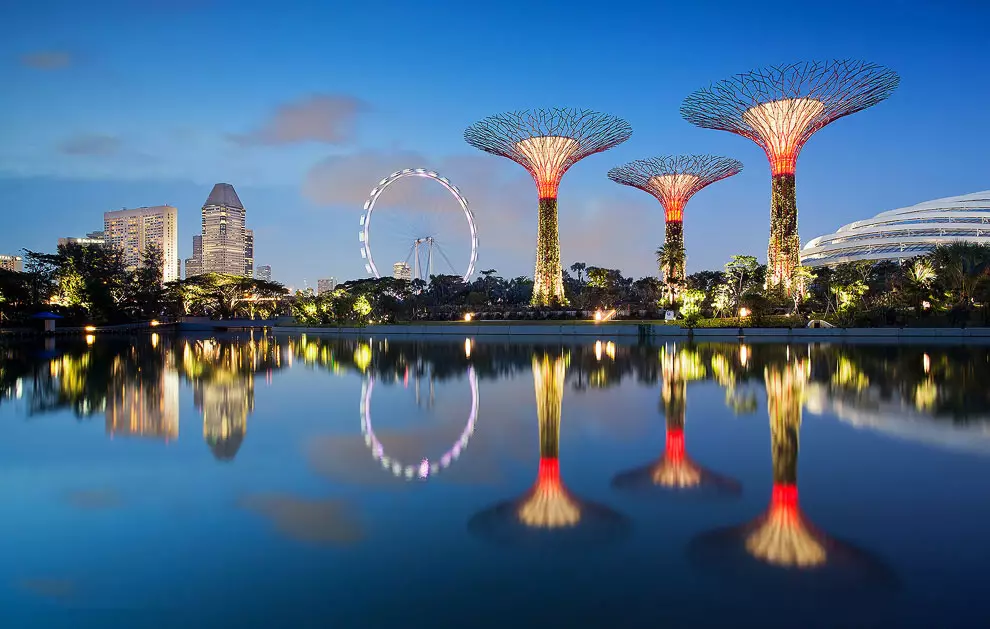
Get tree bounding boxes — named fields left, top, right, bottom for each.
left=569, top=262, right=587, bottom=283
left=130, top=244, right=165, bottom=319
left=176, top=273, right=287, bottom=319
left=930, top=242, right=990, bottom=309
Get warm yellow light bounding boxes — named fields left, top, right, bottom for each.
left=742, top=97, right=825, bottom=174
left=594, top=310, right=603, bottom=322
left=739, top=344, right=750, bottom=367
left=923, top=353, right=931, bottom=374
left=648, top=173, right=700, bottom=201
left=150, top=320, right=160, bottom=327
left=464, top=338, right=472, bottom=358
left=85, top=334, right=95, bottom=345
left=84, top=325, right=97, bottom=332
left=514, top=136, right=580, bottom=196
left=464, top=313, right=473, bottom=322
left=605, top=341, right=616, bottom=360
left=151, top=333, right=159, bottom=349
left=594, top=340, right=603, bottom=361
left=739, top=307, right=750, bottom=318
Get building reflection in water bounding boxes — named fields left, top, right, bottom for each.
left=106, top=354, right=179, bottom=441
left=613, top=344, right=740, bottom=495
left=689, top=349, right=896, bottom=590
left=179, top=335, right=284, bottom=461
left=468, top=350, right=630, bottom=546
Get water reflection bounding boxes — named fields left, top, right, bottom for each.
left=613, top=344, right=741, bottom=495
left=468, top=350, right=631, bottom=546
left=689, top=348, right=897, bottom=590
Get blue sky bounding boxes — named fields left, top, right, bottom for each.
left=1, top=0, right=988, bottom=288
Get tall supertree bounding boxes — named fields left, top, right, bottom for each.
left=468, top=351, right=630, bottom=546
left=465, top=109, right=632, bottom=306
left=689, top=349, right=897, bottom=591
left=681, top=61, right=899, bottom=294
left=608, top=155, right=742, bottom=299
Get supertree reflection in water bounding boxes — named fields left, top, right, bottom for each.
left=468, top=351, right=630, bottom=547
left=613, top=344, right=740, bottom=495
left=689, top=352, right=897, bottom=591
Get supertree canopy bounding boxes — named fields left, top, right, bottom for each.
left=468, top=351, right=630, bottom=546
left=613, top=345, right=740, bottom=495
left=608, top=155, right=742, bottom=291
left=681, top=61, right=899, bottom=294
left=465, top=109, right=632, bottom=306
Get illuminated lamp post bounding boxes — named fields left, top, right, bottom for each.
left=465, top=109, right=632, bottom=306
left=681, top=61, right=899, bottom=294
left=468, top=351, right=630, bottom=546
left=608, top=155, right=742, bottom=302
left=689, top=352, right=896, bottom=590
left=613, top=344, right=740, bottom=495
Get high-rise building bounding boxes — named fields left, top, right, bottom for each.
left=0, top=255, right=23, bottom=272
left=58, top=234, right=106, bottom=248
left=185, top=235, right=203, bottom=279
left=201, top=183, right=246, bottom=276
left=256, top=265, right=272, bottom=282
left=393, top=262, right=412, bottom=281
left=244, top=228, right=254, bottom=277
left=103, top=205, right=178, bottom=283
left=317, top=278, right=337, bottom=295
left=195, top=374, right=253, bottom=461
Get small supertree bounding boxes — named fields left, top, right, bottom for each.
left=613, top=344, right=740, bottom=494
left=609, top=155, right=742, bottom=300
left=681, top=61, right=899, bottom=294
left=468, top=351, right=629, bottom=546
left=465, top=109, right=632, bottom=306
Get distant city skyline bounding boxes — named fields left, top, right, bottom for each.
left=1, top=2, right=988, bottom=287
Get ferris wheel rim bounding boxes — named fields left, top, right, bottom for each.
left=359, top=366, right=480, bottom=481
left=359, top=168, right=478, bottom=282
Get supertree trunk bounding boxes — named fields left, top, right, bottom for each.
left=532, top=197, right=566, bottom=307
left=664, top=219, right=686, bottom=285
left=535, top=352, right=565, bottom=459
left=767, top=173, right=800, bottom=293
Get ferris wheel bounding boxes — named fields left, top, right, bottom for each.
left=360, top=366, right=480, bottom=481
left=359, top=168, right=478, bottom=282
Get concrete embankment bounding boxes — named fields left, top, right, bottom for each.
left=174, top=318, right=990, bottom=342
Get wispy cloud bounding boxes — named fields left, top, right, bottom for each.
left=58, top=133, right=122, bottom=156
left=239, top=494, right=363, bottom=546
left=20, top=51, right=72, bottom=70
left=230, top=94, right=367, bottom=146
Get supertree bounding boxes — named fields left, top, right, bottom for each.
left=468, top=351, right=630, bottom=546
left=608, top=155, right=742, bottom=299
left=613, top=344, right=740, bottom=495
left=681, top=61, right=899, bottom=294
left=689, top=349, right=897, bottom=591
left=465, top=109, right=632, bottom=306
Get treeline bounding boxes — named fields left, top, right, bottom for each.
left=0, top=242, right=288, bottom=325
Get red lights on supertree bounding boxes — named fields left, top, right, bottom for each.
left=464, top=109, right=631, bottom=306
left=608, top=155, right=742, bottom=291
left=681, top=61, right=899, bottom=293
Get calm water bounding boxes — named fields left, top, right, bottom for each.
left=2, top=333, right=990, bottom=628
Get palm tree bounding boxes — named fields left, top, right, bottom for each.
left=902, top=257, right=936, bottom=315
left=569, top=262, right=587, bottom=283
left=930, top=243, right=990, bottom=308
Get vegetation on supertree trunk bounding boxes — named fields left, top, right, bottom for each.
left=532, top=197, right=567, bottom=306
left=768, top=174, right=800, bottom=294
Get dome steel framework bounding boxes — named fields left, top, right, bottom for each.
left=801, top=191, right=990, bottom=267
